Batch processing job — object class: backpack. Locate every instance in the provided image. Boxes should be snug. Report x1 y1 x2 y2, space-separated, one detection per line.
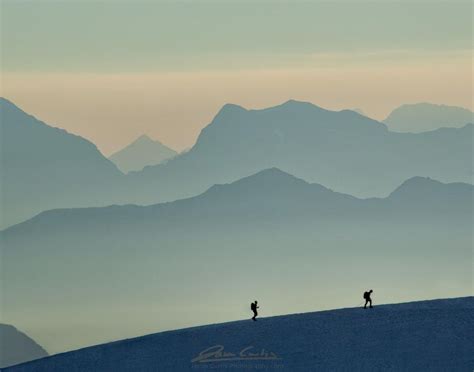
363 292 369 300
251 302 256 311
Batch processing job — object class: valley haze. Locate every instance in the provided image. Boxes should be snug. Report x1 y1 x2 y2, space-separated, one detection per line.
2 168 472 353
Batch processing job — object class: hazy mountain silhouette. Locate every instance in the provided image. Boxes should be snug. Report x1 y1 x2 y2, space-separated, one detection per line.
125 100 472 205
0 98 125 229
4 298 472 372
5 169 471 233
384 102 473 132
2 98 472 227
0 324 48 368
2 169 472 353
109 135 177 173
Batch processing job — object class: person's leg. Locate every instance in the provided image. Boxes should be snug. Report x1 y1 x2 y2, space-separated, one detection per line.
369 299 373 308
364 300 368 309
252 311 256 320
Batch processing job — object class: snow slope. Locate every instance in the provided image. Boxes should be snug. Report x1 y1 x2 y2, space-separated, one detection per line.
6 297 473 371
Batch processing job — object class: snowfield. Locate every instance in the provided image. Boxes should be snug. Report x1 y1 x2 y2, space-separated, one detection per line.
6 297 474 372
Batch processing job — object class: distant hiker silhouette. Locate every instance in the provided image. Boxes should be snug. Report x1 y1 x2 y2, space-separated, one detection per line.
251 301 259 321
363 290 373 309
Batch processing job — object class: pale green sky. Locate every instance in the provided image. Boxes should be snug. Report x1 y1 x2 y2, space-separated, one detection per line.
2 0 472 72
1 0 472 153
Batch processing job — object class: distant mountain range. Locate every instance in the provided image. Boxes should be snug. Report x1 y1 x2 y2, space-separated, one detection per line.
109 135 177 173
384 102 473 132
125 100 472 204
7 168 472 233
0 98 125 229
1 98 472 228
0 324 48 368
2 169 472 353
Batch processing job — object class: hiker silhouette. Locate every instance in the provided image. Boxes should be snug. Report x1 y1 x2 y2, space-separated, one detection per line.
251 301 259 321
363 290 373 309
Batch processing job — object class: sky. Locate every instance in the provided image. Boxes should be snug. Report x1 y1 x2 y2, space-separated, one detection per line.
1 0 473 155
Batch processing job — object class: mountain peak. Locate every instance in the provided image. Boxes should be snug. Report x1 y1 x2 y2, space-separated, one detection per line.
214 100 326 119
234 167 307 185
109 135 177 173
393 176 441 191
222 102 246 110
212 103 248 121
393 102 471 111
204 167 314 198
384 102 473 132
251 167 298 179
266 99 325 113
133 134 155 145
282 99 316 107
389 176 472 200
